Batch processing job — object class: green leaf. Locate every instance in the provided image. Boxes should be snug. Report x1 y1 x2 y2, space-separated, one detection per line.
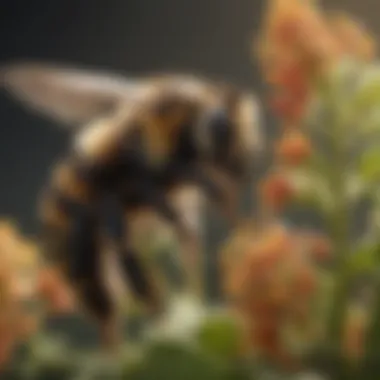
353 64 380 111
345 173 369 202
359 108 380 135
219 363 253 380
316 58 362 129
317 58 359 97
346 243 380 275
196 314 245 360
31 362 77 380
122 340 227 380
287 167 334 214
359 148 380 183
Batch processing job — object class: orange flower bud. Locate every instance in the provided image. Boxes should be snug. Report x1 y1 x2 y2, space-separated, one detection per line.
309 235 333 262
260 172 295 211
270 94 305 124
329 13 376 61
293 266 316 296
221 220 321 365
276 131 312 166
252 320 282 357
270 63 310 99
37 268 74 314
268 283 291 306
272 17 303 47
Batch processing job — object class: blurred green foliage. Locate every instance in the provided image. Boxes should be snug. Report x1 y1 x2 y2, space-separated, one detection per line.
122 340 250 380
196 314 245 361
0 312 253 380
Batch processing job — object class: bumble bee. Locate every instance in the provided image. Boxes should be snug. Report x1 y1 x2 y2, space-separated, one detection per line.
1 62 263 348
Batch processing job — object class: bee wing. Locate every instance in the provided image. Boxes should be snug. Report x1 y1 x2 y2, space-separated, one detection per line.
0 62 149 127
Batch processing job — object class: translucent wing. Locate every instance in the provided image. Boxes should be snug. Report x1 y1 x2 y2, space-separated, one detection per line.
0 62 149 127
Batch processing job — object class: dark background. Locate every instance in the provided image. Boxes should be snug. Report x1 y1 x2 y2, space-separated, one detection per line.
0 0 265 234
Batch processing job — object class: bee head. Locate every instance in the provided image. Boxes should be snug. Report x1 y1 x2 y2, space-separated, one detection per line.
197 86 264 182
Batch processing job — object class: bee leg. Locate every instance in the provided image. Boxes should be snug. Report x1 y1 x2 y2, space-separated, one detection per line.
140 186 196 246
143 188 201 287
184 165 240 227
206 167 240 226
110 204 164 317
119 245 164 315
65 209 121 350
78 274 120 350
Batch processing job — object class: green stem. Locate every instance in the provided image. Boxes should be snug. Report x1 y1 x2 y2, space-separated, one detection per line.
362 231 380 378
362 282 380 378
321 78 351 349
326 167 350 346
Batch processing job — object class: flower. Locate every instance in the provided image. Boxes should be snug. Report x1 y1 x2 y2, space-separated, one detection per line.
260 171 295 211
270 93 307 124
0 219 74 368
36 267 75 314
259 0 341 71
257 0 377 128
275 131 312 166
222 222 321 363
303 232 333 262
328 12 376 62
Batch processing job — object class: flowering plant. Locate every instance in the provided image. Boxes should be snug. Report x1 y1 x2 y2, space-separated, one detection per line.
3 1 380 379
0 220 74 376
218 0 380 378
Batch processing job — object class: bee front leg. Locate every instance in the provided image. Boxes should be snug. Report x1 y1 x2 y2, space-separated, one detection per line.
149 190 198 254
135 185 200 288
205 166 240 227
183 165 240 227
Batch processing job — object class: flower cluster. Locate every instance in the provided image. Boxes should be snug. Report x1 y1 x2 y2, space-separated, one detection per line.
256 0 375 126
257 0 376 215
221 222 332 364
0 220 74 368
36 266 75 314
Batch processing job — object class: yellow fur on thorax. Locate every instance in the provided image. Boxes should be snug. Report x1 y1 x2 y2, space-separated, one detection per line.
73 76 217 168
74 103 136 162
141 106 185 166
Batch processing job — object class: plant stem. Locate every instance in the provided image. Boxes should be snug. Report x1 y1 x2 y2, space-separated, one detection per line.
326 168 350 346
322 79 351 348
362 238 380 377
362 280 380 374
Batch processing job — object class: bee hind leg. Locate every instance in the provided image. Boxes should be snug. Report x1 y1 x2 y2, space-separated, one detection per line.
77 274 120 351
106 200 165 318
119 246 164 316
65 209 122 351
